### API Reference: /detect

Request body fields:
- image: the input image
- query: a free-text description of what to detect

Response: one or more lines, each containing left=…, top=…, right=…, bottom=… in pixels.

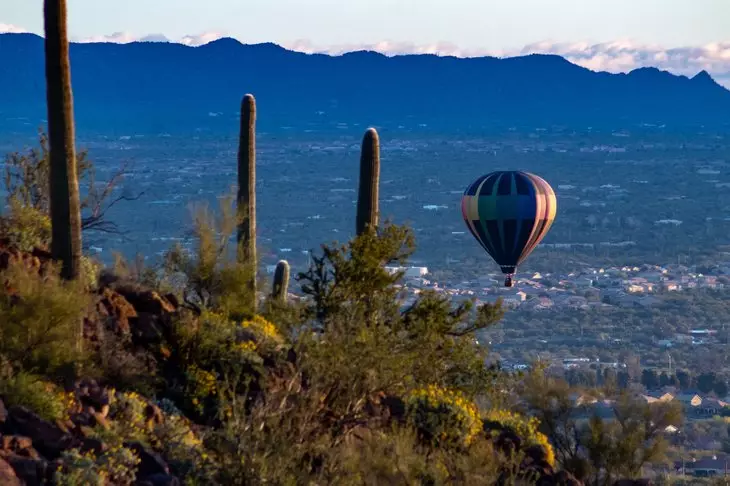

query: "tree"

left=714, top=380, right=728, bottom=398
left=3, top=130, right=142, bottom=243
left=659, top=372, right=670, bottom=387
left=523, top=371, right=683, bottom=485
left=676, top=369, right=692, bottom=390
left=697, top=372, right=717, bottom=394
left=641, top=369, right=659, bottom=390
left=44, top=0, right=82, bottom=280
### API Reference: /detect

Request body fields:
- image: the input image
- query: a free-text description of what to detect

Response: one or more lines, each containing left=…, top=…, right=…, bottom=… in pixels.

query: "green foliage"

left=54, top=445, right=140, bottom=486
left=482, top=408, right=556, bottom=466
left=0, top=260, right=88, bottom=375
left=0, top=366, right=74, bottom=422
left=0, top=198, right=51, bottom=251
left=163, top=194, right=257, bottom=319
left=334, top=427, right=503, bottom=485
left=523, top=369, right=683, bottom=484
left=406, top=385, right=483, bottom=448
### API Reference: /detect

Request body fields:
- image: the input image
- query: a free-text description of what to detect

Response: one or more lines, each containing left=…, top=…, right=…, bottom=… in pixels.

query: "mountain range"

left=1, top=32, right=729, bottom=133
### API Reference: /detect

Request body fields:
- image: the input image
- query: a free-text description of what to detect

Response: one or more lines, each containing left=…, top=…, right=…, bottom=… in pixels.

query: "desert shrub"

left=0, top=260, right=89, bottom=375
left=150, top=414, right=217, bottom=482
left=0, top=367, right=74, bottom=421
left=0, top=198, right=51, bottom=251
left=295, top=224, right=504, bottom=430
left=94, top=338, right=159, bottom=396
left=162, top=195, right=258, bottom=319
left=2, top=128, right=141, bottom=238
left=185, top=364, right=219, bottom=415
left=54, top=445, right=140, bottom=486
left=333, top=428, right=438, bottom=485
left=483, top=408, right=556, bottom=466
left=406, top=385, right=483, bottom=448
left=522, top=370, right=683, bottom=483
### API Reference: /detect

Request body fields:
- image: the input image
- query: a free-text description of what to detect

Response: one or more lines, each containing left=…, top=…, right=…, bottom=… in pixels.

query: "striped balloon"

left=461, top=171, right=557, bottom=287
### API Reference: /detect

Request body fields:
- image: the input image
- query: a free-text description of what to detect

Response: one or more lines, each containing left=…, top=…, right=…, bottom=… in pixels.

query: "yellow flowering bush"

left=151, top=414, right=217, bottom=481
left=241, top=315, right=284, bottom=345
left=0, top=371, right=76, bottom=422
left=0, top=199, right=51, bottom=252
left=102, top=390, right=149, bottom=442
left=186, top=364, right=218, bottom=414
left=483, top=409, right=555, bottom=467
left=405, top=385, right=482, bottom=447
left=231, top=339, right=263, bottom=364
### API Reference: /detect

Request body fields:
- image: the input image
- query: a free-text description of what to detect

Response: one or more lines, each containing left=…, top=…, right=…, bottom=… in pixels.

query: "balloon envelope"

left=461, top=171, right=557, bottom=276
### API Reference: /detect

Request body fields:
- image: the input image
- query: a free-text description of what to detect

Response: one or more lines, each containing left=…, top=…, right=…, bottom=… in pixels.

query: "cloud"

left=0, top=23, right=28, bottom=34
left=178, top=32, right=226, bottom=46
left=517, top=39, right=730, bottom=85
left=283, top=38, right=730, bottom=88
left=72, top=31, right=225, bottom=46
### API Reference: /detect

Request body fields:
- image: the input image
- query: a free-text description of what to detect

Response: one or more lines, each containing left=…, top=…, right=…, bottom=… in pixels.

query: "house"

left=640, top=394, right=659, bottom=404
left=675, top=393, right=703, bottom=412
left=676, top=455, right=730, bottom=477
left=697, top=398, right=728, bottom=416
left=627, top=284, right=645, bottom=293
left=662, top=281, right=681, bottom=292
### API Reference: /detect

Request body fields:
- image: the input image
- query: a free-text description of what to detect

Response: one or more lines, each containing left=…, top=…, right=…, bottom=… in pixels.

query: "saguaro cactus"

left=44, top=0, right=82, bottom=281
left=237, top=94, right=257, bottom=302
left=356, top=128, right=380, bottom=236
left=272, top=260, right=290, bottom=302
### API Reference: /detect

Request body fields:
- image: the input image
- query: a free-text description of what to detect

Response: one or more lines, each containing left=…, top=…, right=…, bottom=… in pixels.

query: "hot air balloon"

left=461, top=171, right=557, bottom=287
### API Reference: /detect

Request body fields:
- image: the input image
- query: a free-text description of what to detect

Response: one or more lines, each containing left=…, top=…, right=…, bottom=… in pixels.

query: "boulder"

left=125, top=441, right=170, bottom=477
left=115, top=287, right=176, bottom=315
left=74, top=378, right=112, bottom=413
left=1, top=435, right=35, bottom=457
left=6, top=406, right=76, bottom=460
left=98, top=288, right=137, bottom=335
left=4, top=455, right=47, bottom=486
left=144, top=404, right=165, bottom=427
left=0, top=457, right=21, bottom=486
left=130, top=313, right=165, bottom=345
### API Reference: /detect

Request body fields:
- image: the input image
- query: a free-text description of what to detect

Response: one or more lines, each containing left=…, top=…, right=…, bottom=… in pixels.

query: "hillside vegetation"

left=0, top=1, right=683, bottom=484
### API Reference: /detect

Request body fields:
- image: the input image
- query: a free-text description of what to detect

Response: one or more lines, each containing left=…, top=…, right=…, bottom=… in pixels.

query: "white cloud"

left=72, top=31, right=224, bottom=46
left=178, top=32, right=226, bottom=46
left=282, top=38, right=730, bottom=88
left=0, top=23, right=28, bottom=34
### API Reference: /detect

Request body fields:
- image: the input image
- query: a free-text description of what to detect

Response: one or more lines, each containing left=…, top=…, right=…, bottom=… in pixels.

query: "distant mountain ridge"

left=0, top=32, right=728, bottom=132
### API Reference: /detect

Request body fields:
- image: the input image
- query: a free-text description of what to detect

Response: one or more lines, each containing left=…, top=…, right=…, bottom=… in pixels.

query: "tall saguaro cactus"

left=44, top=0, right=82, bottom=281
left=272, top=260, right=290, bottom=302
left=356, top=128, right=381, bottom=236
left=237, top=94, right=257, bottom=303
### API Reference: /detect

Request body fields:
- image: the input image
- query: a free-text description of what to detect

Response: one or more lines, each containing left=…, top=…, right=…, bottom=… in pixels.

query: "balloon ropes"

left=461, top=171, right=557, bottom=287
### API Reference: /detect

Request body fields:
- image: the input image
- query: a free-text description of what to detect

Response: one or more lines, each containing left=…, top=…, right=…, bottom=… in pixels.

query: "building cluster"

left=389, top=262, right=729, bottom=312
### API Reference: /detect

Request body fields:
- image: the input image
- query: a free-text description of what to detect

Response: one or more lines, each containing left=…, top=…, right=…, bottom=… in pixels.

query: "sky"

left=2, top=0, right=730, bottom=86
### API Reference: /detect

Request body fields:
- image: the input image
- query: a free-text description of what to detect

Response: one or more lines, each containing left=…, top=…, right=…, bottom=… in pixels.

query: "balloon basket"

left=504, top=275, right=514, bottom=287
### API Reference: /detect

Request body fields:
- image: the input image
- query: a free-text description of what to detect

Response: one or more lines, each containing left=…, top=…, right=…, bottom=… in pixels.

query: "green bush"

left=0, top=367, right=74, bottom=422
left=0, top=198, right=51, bottom=251
left=405, top=385, right=483, bottom=448
left=0, top=260, right=89, bottom=375
left=54, top=445, right=140, bottom=486
left=162, top=195, right=258, bottom=320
